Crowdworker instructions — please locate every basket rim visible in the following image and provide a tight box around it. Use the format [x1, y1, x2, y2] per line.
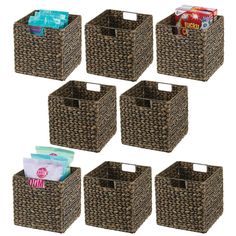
[84, 161, 151, 184]
[49, 80, 115, 104]
[121, 80, 187, 103]
[155, 161, 222, 184]
[15, 10, 81, 33]
[86, 9, 152, 33]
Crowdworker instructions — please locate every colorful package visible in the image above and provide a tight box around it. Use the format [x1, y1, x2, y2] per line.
[23, 158, 64, 181]
[175, 5, 217, 36]
[28, 10, 69, 36]
[31, 153, 70, 180]
[35, 146, 74, 164]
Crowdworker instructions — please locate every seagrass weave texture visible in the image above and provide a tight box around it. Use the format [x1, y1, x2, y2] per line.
[120, 81, 188, 152]
[49, 81, 116, 152]
[14, 11, 82, 80]
[156, 14, 224, 81]
[155, 162, 223, 233]
[84, 161, 152, 233]
[86, 10, 153, 81]
[13, 167, 81, 233]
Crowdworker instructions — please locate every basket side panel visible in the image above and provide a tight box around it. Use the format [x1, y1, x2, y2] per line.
[62, 15, 82, 80]
[120, 95, 171, 152]
[14, 13, 64, 80]
[203, 167, 223, 232]
[133, 15, 153, 79]
[156, 14, 206, 81]
[155, 176, 205, 232]
[203, 16, 224, 81]
[86, 24, 135, 80]
[168, 87, 188, 151]
[96, 87, 117, 152]
[13, 173, 63, 232]
[84, 177, 134, 233]
[62, 168, 81, 232]
[49, 95, 99, 152]
[132, 167, 152, 232]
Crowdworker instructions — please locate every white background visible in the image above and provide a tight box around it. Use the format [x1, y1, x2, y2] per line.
[0, 0, 235, 235]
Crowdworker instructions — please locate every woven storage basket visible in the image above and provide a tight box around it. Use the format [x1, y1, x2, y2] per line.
[86, 10, 153, 81]
[49, 81, 116, 152]
[14, 11, 81, 80]
[120, 81, 188, 152]
[13, 167, 81, 233]
[155, 162, 223, 233]
[84, 161, 152, 233]
[156, 14, 224, 81]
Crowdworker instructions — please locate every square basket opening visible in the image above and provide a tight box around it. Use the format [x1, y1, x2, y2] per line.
[87, 162, 147, 183]
[158, 162, 220, 183]
[124, 81, 183, 102]
[88, 10, 149, 31]
[51, 81, 112, 102]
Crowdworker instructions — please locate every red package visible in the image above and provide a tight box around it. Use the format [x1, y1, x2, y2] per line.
[175, 6, 217, 36]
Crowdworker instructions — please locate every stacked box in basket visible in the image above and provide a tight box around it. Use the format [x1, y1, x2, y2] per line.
[86, 10, 153, 81]
[156, 14, 224, 81]
[84, 161, 152, 233]
[155, 162, 223, 233]
[13, 167, 81, 233]
[120, 81, 188, 152]
[14, 11, 82, 80]
[49, 81, 116, 152]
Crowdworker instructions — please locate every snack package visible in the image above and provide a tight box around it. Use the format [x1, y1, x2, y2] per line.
[35, 146, 74, 164]
[28, 10, 69, 36]
[31, 153, 70, 180]
[175, 5, 217, 35]
[23, 158, 64, 181]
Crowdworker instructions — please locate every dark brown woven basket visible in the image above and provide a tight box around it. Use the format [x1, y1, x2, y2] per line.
[120, 81, 188, 152]
[49, 81, 116, 152]
[156, 14, 224, 81]
[13, 167, 81, 233]
[14, 11, 82, 80]
[155, 162, 223, 233]
[86, 10, 153, 81]
[84, 161, 152, 233]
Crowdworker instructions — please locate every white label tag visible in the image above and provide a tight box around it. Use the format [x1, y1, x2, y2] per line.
[158, 83, 172, 92]
[122, 164, 136, 173]
[86, 83, 101, 92]
[193, 164, 207, 173]
[123, 12, 137, 21]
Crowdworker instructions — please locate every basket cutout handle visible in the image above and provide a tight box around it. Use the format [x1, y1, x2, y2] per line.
[135, 98, 152, 108]
[123, 12, 137, 21]
[171, 25, 189, 37]
[193, 164, 207, 173]
[99, 179, 115, 189]
[86, 83, 101, 92]
[170, 179, 187, 189]
[158, 83, 172, 92]
[122, 164, 136, 173]
[64, 98, 80, 108]
[101, 27, 117, 37]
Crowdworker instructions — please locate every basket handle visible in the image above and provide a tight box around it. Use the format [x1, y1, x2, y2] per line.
[158, 83, 173, 92]
[169, 178, 187, 189]
[135, 98, 152, 109]
[86, 82, 101, 92]
[123, 12, 137, 21]
[193, 163, 208, 173]
[121, 163, 136, 173]
[64, 98, 81, 108]
[98, 179, 115, 189]
[100, 27, 117, 37]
